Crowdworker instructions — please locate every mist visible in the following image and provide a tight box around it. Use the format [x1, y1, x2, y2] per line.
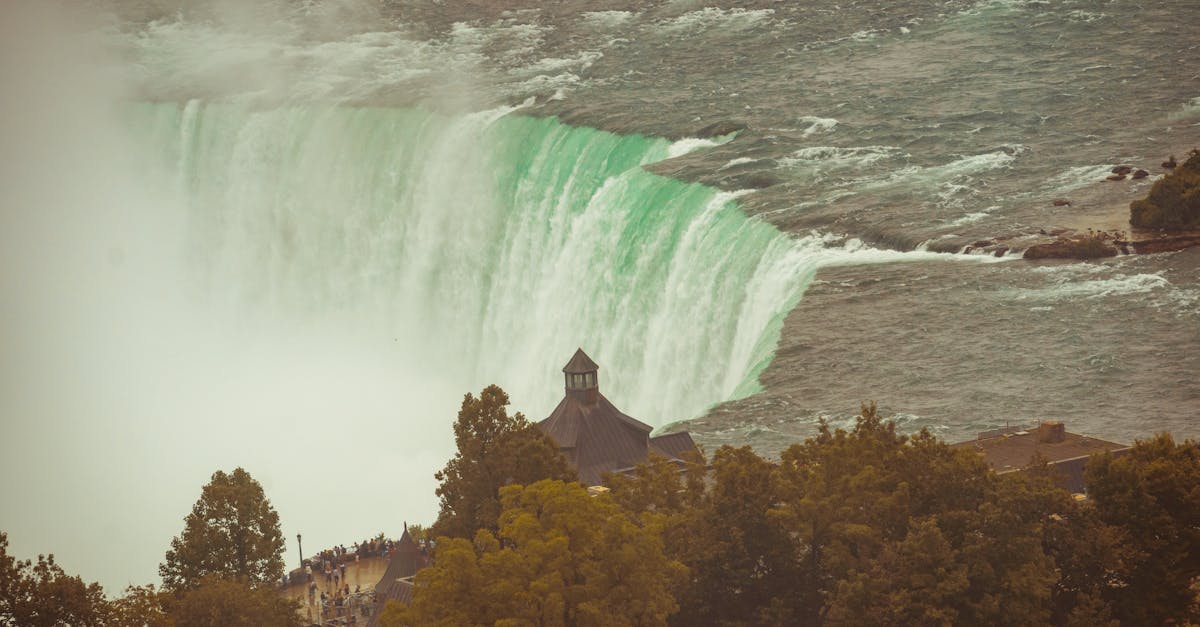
[0, 0, 461, 591]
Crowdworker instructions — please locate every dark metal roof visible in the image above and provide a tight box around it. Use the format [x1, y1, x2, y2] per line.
[562, 348, 599, 373]
[950, 430, 1128, 471]
[366, 577, 414, 627]
[949, 427, 1129, 493]
[367, 527, 428, 625]
[650, 431, 698, 460]
[538, 391, 654, 485]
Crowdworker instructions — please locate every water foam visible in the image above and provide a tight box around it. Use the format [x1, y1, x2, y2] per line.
[800, 116, 840, 137]
[657, 8, 777, 33]
[1008, 273, 1170, 301]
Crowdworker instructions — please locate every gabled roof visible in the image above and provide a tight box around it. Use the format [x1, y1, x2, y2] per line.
[563, 348, 599, 373]
[538, 391, 652, 485]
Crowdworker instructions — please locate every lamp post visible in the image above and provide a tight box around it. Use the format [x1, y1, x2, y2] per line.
[297, 533, 304, 570]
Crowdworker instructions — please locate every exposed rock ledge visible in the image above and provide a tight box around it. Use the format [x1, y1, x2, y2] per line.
[1020, 230, 1200, 260]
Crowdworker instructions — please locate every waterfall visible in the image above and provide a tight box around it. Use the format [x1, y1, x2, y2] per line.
[131, 101, 819, 425]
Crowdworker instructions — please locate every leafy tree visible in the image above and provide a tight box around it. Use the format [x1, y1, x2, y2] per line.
[1086, 433, 1200, 625]
[430, 385, 575, 539]
[386, 479, 685, 627]
[107, 584, 169, 627]
[108, 578, 300, 627]
[825, 517, 968, 626]
[0, 532, 109, 627]
[165, 576, 302, 627]
[668, 446, 798, 627]
[159, 467, 285, 592]
[1130, 148, 1200, 229]
[605, 452, 706, 516]
[771, 403, 1054, 625]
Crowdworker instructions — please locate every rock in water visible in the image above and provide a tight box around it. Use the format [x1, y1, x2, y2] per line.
[1024, 237, 1118, 260]
[1132, 169, 1149, 180]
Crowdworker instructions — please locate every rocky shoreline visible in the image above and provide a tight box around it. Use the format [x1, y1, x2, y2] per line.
[958, 151, 1200, 261]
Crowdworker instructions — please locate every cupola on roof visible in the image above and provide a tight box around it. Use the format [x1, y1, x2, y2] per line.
[563, 348, 599, 374]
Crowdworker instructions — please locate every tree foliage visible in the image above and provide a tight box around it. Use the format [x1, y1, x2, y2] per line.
[164, 576, 302, 627]
[107, 584, 170, 627]
[0, 532, 109, 627]
[608, 403, 1097, 626]
[431, 385, 576, 539]
[1086, 433, 1200, 625]
[159, 467, 285, 592]
[386, 480, 685, 627]
[1130, 148, 1200, 229]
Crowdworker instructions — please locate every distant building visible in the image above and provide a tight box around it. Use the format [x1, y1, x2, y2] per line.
[536, 348, 699, 486]
[366, 524, 428, 626]
[949, 421, 1129, 494]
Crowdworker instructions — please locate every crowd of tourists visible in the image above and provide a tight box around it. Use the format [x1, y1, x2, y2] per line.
[281, 537, 423, 624]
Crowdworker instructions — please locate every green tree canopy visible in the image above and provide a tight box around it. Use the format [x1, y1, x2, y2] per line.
[430, 385, 576, 539]
[0, 532, 109, 627]
[386, 479, 685, 627]
[159, 467, 285, 592]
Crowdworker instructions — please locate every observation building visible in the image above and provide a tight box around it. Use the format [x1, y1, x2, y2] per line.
[536, 348, 699, 486]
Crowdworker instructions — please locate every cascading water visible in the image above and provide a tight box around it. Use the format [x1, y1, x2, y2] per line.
[134, 100, 823, 424]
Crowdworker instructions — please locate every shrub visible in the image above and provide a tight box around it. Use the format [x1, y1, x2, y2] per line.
[1130, 150, 1200, 230]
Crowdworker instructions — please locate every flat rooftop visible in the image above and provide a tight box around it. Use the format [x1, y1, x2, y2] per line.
[950, 427, 1128, 472]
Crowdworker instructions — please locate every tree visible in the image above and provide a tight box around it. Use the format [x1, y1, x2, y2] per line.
[1130, 148, 1200, 229]
[165, 576, 301, 627]
[769, 403, 1055, 625]
[386, 480, 685, 627]
[1085, 433, 1200, 625]
[0, 532, 109, 627]
[667, 446, 798, 627]
[430, 385, 575, 539]
[159, 467, 285, 592]
[107, 585, 169, 627]
[107, 578, 301, 627]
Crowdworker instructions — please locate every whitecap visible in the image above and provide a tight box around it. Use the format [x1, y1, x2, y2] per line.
[666, 135, 733, 158]
[945, 205, 999, 227]
[1168, 96, 1200, 120]
[1007, 273, 1170, 301]
[658, 8, 777, 33]
[718, 157, 758, 170]
[800, 116, 839, 137]
[580, 11, 636, 29]
[1043, 164, 1116, 194]
[781, 145, 901, 167]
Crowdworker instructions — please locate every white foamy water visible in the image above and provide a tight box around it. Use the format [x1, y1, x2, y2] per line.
[658, 8, 777, 33]
[1043, 164, 1121, 194]
[800, 116, 840, 137]
[1007, 273, 1170, 301]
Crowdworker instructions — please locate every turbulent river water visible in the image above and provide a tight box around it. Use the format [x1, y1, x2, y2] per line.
[1, 0, 1197, 590]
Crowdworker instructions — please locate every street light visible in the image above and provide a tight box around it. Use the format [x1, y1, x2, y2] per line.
[297, 533, 304, 570]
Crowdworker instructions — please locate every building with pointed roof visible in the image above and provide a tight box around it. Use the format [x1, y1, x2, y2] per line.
[366, 524, 428, 627]
[536, 348, 699, 486]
